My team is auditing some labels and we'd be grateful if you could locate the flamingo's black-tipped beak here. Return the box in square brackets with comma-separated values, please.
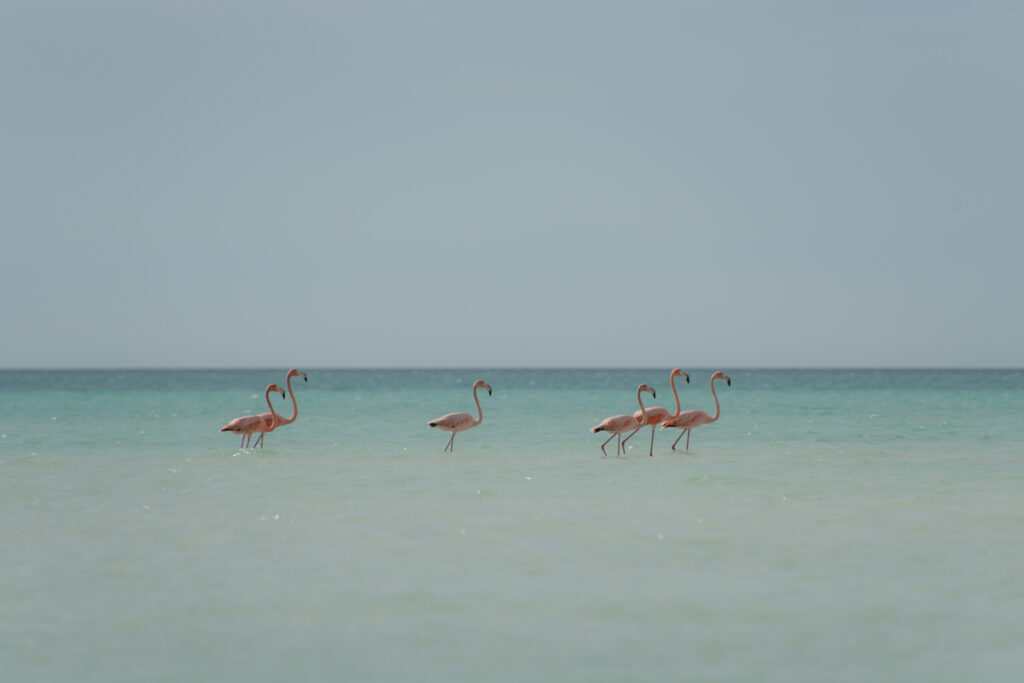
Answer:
[686, 376, 690, 383]
[652, 389, 657, 399]
[727, 379, 732, 386]
[488, 390, 492, 396]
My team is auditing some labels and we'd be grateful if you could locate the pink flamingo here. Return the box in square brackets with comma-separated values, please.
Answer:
[272, 368, 309, 429]
[621, 368, 690, 456]
[659, 371, 731, 451]
[250, 368, 310, 447]
[428, 379, 493, 452]
[590, 384, 656, 457]
[220, 384, 286, 449]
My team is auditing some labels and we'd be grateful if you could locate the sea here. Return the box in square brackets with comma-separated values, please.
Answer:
[2, 368, 1022, 682]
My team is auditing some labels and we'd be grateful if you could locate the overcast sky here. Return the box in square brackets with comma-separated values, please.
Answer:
[3, 1, 1022, 368]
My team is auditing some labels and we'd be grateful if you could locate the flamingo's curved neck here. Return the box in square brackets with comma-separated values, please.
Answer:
[636, 387, 648, 426]
[282, 374, 299, 424]
[708, 378, 722, 423]
[670, 373, 681, 418]
[473, 386, 484, 425]
[266, 387, 280, 423]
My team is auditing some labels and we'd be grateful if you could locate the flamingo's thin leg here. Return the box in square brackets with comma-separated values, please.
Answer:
[621, 428, 640, 446]
[671, 430, 685, 451]
[601, 433, 617, 456]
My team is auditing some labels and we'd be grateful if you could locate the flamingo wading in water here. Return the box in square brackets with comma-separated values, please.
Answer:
[428, 379, 492, 452]
[591, 384, 656, 457]
[621, 368, 690, 456]
[659, 371, 731, 451]
[220, 384, 286, 449]
[251, 368, 309, 447]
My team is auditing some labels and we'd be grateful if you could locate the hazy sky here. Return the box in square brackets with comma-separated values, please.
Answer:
[3, 1, 1022, 368]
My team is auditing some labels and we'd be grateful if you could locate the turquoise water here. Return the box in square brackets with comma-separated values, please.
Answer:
[2, 369, 1023, 681]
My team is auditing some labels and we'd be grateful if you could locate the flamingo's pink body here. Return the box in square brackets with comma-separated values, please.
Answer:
[660, 371, 731, 451]
[272, 368, 308, 428]
[591, 384, 655, 457]
[622, 368, 689, 456]
[428, 379, 492, 452]
[220, 384, 286, 449]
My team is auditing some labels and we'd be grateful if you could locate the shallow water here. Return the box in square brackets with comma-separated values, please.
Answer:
[2, 369, 1023, 681]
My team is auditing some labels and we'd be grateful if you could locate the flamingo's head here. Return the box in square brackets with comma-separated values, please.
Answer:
[474, 379, 493, 396]
[712, 371, 731, 387]
[288, 368, 309, 382]
[671, 368, 690, 383]
[638, 383, 656, 399]
[267, 383, 286, 399]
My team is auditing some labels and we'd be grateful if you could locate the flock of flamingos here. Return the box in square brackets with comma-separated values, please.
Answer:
[221, 368, 731, 456]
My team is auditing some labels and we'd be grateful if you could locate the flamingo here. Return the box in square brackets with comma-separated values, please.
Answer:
[428, 379, 493, 452]
[220, 384, 286, 449]
[251, 368, 309, 447]
[659, 371, 731, 451]
[621, 368, 690, 456]
[272, 368, 309, 429]
[590, 384, 656, 457]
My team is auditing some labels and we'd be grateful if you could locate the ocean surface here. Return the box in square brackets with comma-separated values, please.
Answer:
[2, 368, 1023, 682]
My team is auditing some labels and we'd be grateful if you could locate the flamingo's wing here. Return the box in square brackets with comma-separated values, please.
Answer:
[636, 406, 671, 424]
[221, 414, 262, 432]
[662, 409, 707, 429]
[429, 411, 474, 430]
[594, 414, 637, 433]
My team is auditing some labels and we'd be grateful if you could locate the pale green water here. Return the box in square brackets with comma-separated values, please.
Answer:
[2, 369, 1023, 681]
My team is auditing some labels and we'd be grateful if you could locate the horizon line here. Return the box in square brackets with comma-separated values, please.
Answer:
[2, 366, 1023, 372]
